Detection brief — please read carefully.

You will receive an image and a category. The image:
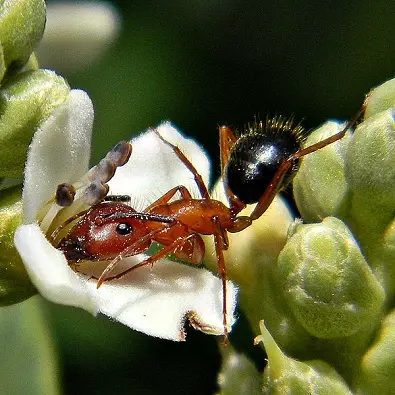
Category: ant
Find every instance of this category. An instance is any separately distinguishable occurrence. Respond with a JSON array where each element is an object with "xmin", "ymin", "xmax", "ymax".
[{"xmin": 53, "ymin": 95, "xmax": 369, "ymax": 343}]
